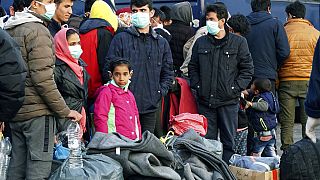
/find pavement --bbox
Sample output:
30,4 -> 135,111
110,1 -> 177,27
276,123 -> 320,156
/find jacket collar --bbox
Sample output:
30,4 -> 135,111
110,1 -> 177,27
125,26 -> 159,39
56,58 -> 87,67
284,18 -> 313,27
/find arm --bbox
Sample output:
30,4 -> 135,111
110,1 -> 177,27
26,27 -> 70,118
94,87 -> 111,133
250,98 -> 269,112
159,40 -> 174,96
234,38 -> 254,91
188,40 -> 201,89
0,30 -> 27,121
97,28 -> 113,84
275,21 -> 290,69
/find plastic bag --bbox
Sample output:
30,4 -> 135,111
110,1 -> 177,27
53,144 -> 70,160
169,113 -> 208,136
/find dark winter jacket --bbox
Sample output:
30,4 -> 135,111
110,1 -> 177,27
189,32 -> 254,108
48,18 -> 62,37
79,18 -> 114,99
0,29 -> 27,121
245,11 -> 290,80
107,26 -> 174,114
305,38 -> 320,118
165,2 -> 195,75
54,58 -> 89,113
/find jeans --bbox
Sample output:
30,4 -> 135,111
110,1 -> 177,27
252,135 -> 277,157
279,80 -> 308,150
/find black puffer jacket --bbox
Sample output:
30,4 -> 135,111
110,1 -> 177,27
0,29 -> 27,121
189,32 -> 254,108
54,58 -> 89,113
165,2 -> 195,75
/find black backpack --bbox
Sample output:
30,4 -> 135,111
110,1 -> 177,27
280,138 -> 320,180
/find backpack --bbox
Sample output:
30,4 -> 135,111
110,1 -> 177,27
280,138 -> 320,180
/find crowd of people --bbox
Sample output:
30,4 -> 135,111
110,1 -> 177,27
0,0 -> 319,179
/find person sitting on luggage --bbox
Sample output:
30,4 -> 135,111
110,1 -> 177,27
242,78 -> 280,157
94,58 -> 141,140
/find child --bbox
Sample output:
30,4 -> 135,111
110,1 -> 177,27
94,58 -> 141,140
151,8 -> 171,42
243,78 -> 279,157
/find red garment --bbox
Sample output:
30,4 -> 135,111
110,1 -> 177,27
54,28 -> 86,132
169,77 -> 198,117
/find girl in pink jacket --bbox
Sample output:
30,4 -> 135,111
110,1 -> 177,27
94,58 -> 141,140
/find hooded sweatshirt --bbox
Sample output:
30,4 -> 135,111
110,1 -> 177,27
165,1 -> 195,74
5,11 -> 70,121
245,11 -> 290,80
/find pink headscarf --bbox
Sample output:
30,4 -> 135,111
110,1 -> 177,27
54,28 -> 86,133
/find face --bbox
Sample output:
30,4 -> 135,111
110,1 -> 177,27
131,4 -> 154,18
111,65 -> 132,87
31,0 -> 54,15
54,0 -> 73,23
250,84 -> 259,95
67,33 -> 80,46
150,16 -> 161,28
206,12 -> 225,29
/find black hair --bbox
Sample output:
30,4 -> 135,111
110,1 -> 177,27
130,0 -> 152,10
0,6 -> 6,17
85,0 -> 95,13
66,29 -> 79,40
227,14 -> 251,36
285,1 -> 306,19
12,0 -> 25,12
160,5 -> 171,21
109,58 -> 132,73
153,8 -> 165,22
253,78 -> 272,93
54,0 -> 74,4
205,4 -> 228,20
251,0 -> 271,12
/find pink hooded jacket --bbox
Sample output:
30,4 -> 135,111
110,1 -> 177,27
94,83 -> 141,140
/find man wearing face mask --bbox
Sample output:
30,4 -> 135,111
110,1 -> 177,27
188,4 -> 253,163
107,0 -> 174,134
4,0 -> 82,179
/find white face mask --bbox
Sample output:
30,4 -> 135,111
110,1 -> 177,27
36,1 -> 56,20
206,20 -> 222,35
69,45 -> 83,59
131,12 -> 150,28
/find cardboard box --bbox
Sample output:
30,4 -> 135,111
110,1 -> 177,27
229,165 -> 279,180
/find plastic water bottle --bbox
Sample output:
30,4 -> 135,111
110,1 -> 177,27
67,122 -> 83,169
0,137 -> 12,179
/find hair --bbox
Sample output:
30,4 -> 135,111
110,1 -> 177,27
66,29 -> 79,40
108,58 -> 132,73
227,14 -> 251,36
85,0 -> 95,13
12,0 -> 25,12
205,4 -> 228,20
253,78 -> 272,93
160,5 -> 171,21
0,7 -> 6,17
153,8 -> 165,22
285,1 -> 306,19
251,0 -> 271,12
130,0 -> 152,10
54,0 -> 74,4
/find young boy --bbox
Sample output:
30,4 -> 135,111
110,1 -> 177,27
151,8 -> 171,42
243,78 -> 279,157
94,58 -> 141,140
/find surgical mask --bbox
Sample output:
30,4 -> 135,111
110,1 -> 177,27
69,45 -> 83,59
206,20 -> 222,35
131,12 -> 150,28
36,1 -> 56,20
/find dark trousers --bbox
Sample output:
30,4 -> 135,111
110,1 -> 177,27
199,103 -> 238,163
140,111 -> 157,134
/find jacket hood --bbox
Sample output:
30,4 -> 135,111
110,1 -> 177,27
90,0 -> 118,31
171,1 -> 193,25
79,18 -> 113,33
124,26 -> 159,39
4,11 -> 43,30
284,18 -> 313,27
246,11 -> 273,25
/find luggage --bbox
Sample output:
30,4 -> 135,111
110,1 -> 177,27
280,138 -> 320,180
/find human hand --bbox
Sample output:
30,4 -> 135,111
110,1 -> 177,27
67,110 -> 82,122
0,122 -> 5,132
306,116 -> 320,143
242,89 -> 249,98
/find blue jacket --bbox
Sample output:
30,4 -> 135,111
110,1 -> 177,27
107,26 -> 174,114
305,38 -> 320,118
245,11 -> 290,80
